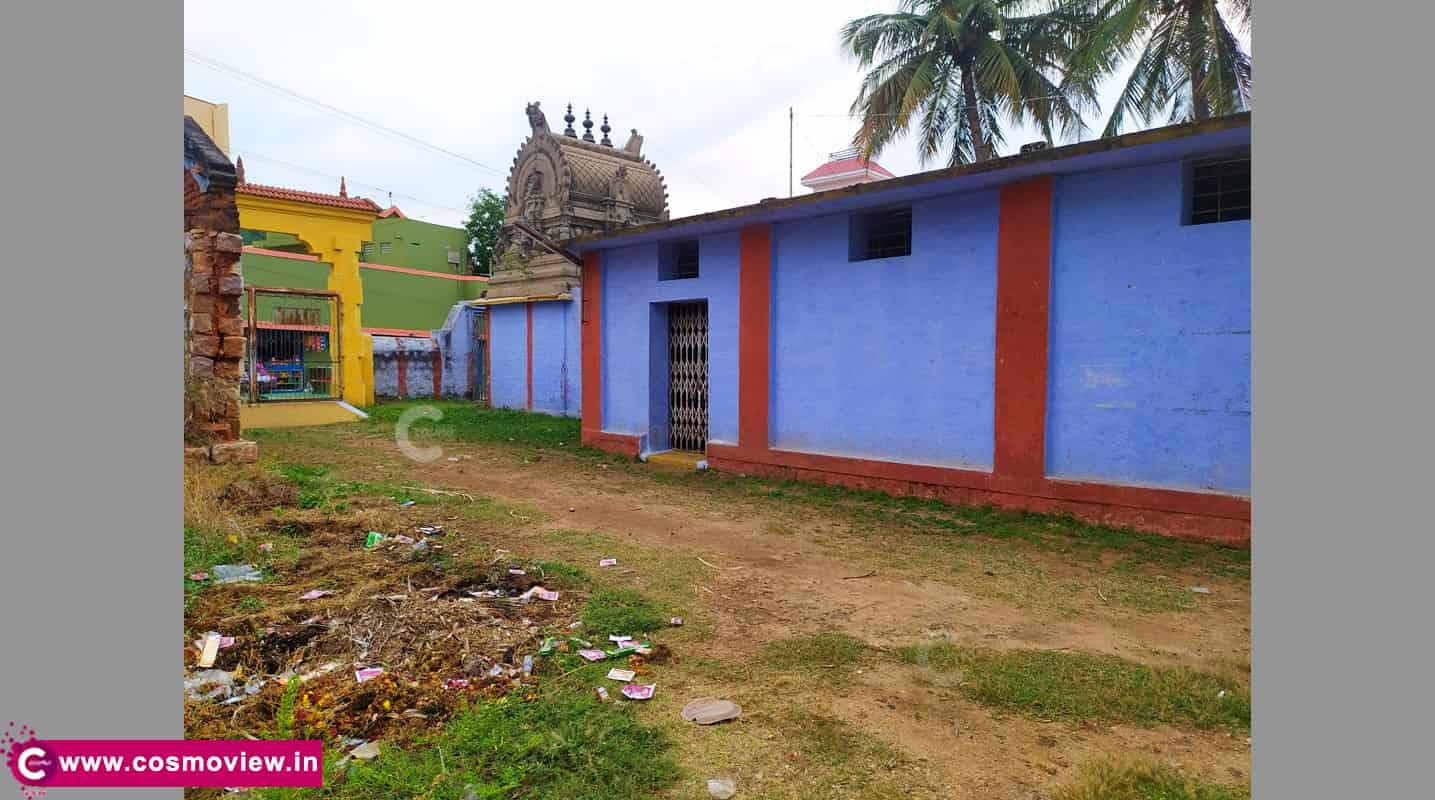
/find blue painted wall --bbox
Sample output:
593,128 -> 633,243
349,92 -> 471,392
489,304 -> 527,410
769,191 -> 1000,468
1046,161 -> 1251,493
601,232 -> 741,447
483,297 -> 580,416
530,297 -> 579,416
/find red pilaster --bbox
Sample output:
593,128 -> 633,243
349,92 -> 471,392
395,339 -> 408,399
580,251 -> 603,440
738,224 -> 772,452
993,176 -> 1054,479
525,302 -> 534,411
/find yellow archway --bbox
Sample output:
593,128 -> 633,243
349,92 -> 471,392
236,193 -> 377,406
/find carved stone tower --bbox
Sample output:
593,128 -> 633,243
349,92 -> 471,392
486,102 -> 669,299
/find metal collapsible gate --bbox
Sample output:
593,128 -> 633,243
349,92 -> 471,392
244,287 -> 341,403
668,301 -> 709,452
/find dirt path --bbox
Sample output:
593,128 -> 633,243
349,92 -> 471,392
300,433 -> 1252,798
387,442 -> 1249,671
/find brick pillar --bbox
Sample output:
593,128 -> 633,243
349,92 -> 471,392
184,116 -> 256,464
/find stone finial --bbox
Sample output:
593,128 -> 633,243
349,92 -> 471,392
339,176 -> 348,197
623,128 -> 644,156
582,109 -> 595,142
235,155 -> 245,183
600,114 -> 612,146
563,104 -> 577,137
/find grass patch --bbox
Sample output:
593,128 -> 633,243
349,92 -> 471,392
364,402 -> 584,451
897,643 -> 1249,731
1053,758 -> 1249,800
534,560 -> 591,589
581,589 -> 665,636
761,632 -> 869,687
762,632 -> 867,671
257,689 -> 676,800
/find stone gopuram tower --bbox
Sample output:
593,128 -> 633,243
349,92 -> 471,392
486,102 -> 669,299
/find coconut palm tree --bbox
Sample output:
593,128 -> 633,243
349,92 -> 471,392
842,0 -> 1093,165
1062,0 -> 1251,136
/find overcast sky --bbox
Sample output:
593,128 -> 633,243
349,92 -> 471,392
184,0 -> 1233,229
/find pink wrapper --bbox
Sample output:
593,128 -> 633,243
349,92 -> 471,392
598,558 -> 618,567
445,678 -> 471,689
354,667 -> 384,683
537,589 -> 560,601
620,683 -> 656,700
577,649 -> 608,662
299,589 -> 333,600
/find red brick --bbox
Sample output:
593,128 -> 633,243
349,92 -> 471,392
210,440 -> 258,464
220,336 -> 246,358
191,334 -> 219,358
190,313 -> 214,334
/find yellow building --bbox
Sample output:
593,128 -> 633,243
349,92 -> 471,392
184,95 -> 231,155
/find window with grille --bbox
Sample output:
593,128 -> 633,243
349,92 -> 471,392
361,242 -> 376,259
380,242 -> 393,255
850,206 -> 912,261
659,240 -> 700,280
1187,154 -> 1251,225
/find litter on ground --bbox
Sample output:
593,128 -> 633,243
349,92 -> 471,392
621,683 -> 656,701
681,698 -> 744,725
599,558 -> 618,567
707,778 -> 737,799
364,532 -> 384,549
578,649 -> 608,662
1191,586 -> 1212,594
211,564 -> 262,584
354,667 -> 384,683
299,589 -> 333,600
606,668 -> 637,682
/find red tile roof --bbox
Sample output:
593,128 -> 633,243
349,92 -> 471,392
379,205 -> 407,218
800,156 -> 895,182
236,181 -> 383,213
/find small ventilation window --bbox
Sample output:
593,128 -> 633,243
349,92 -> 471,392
850,206 -> 912,261
361,242 -> 376,258
659,240 -> 700,280
380,242 -> 393,255
1188,155 -> 1251,225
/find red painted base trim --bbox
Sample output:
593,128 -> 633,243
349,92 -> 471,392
582,429 -> 642,458
706,444 -> 1250,547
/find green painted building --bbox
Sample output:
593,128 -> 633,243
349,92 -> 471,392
241,206 -> 486,334
363,207 -> 470,275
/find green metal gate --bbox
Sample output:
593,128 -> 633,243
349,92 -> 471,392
245,286 -> 341,403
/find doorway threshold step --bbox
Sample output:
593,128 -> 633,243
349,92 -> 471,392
645,450 -> 707,472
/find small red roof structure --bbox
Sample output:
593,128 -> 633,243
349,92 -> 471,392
800,148 -> 895,193
379,205 -> 407,219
